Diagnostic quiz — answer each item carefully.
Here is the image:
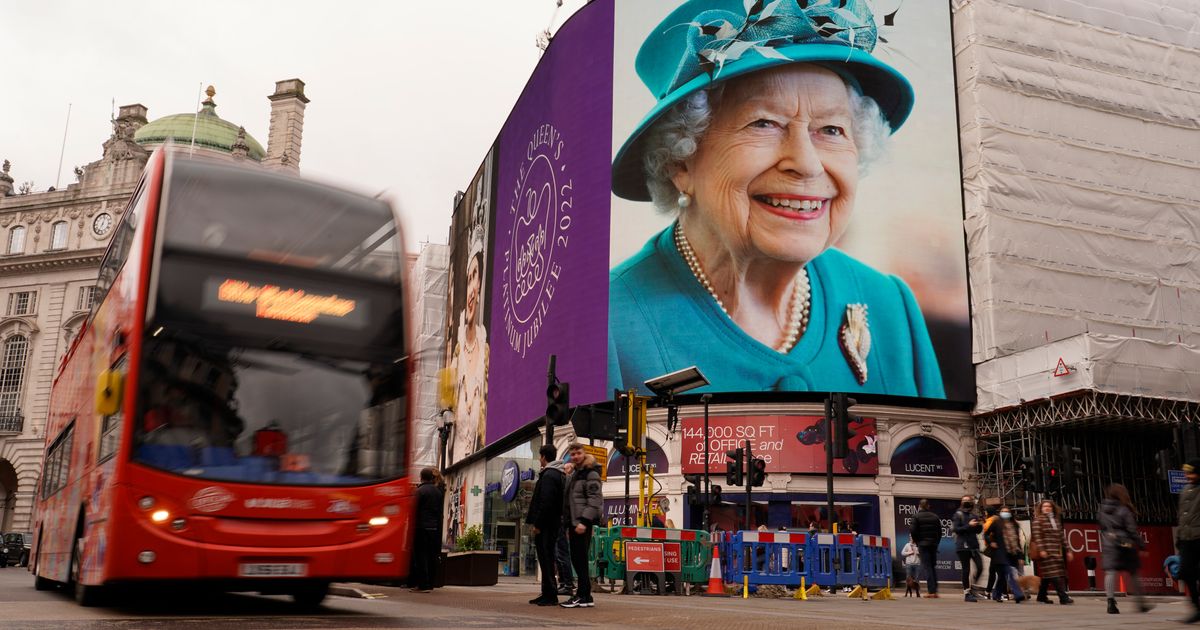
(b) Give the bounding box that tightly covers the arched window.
[7,226,24,255]
[0,336,29,425]
[50,221,68,250]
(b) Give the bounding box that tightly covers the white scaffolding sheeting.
[410,243,448,474]
[955,0,1200,409]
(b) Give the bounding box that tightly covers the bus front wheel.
[290,583,330,610]
[70,536,104,607]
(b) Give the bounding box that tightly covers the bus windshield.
[163,158,400,281]
[133,332,406,486]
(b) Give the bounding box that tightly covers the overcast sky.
[0,0,588,251]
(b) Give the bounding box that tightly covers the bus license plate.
[239,563,307,577]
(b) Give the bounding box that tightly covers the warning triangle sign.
[1053,358,1071,377]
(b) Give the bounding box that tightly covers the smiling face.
[672,64,860,265]
[464,254,481,326]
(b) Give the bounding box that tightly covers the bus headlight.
[138,496,155,510]
[368,516,389,527]
[151,510,170,523]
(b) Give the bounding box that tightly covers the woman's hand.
[575,523,586,535]
[1040,551,1048,559]
[1066,551,1074,562]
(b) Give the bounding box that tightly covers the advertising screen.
[443,0,972,458]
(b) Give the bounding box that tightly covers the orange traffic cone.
[704,545,729,597]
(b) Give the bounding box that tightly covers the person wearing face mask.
[952,495,984,602]
[984,506,1026,603]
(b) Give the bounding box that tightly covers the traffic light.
[684,473,703,506]
[750,457,767,487]
[1045,463,1061,495]
[1061,445,1083,488]
[1156,449,1175,481]
[546,380,570,426]
[710,485,723,505]
[1019,456,1043,493]
[725,448,744,486]
[830,393,859,459]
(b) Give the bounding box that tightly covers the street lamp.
[436,409,455,472]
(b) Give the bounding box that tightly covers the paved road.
[0,567,1191,629]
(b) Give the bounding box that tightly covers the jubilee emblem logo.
[501,123,574,358]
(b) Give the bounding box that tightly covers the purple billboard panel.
[485,2,615,446]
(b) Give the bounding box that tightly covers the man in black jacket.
[911,499,944,598]
[411,467,444,593]
[527,444,568,605]
[952,495,984,602]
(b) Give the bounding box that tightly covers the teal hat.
[612,0,915,201]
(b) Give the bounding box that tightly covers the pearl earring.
[677,192,692,209]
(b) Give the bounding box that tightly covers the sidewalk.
[336,580,1191,630]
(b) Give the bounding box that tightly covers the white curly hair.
[641,82,892,214]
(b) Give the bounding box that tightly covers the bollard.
[743,575,749,599]
[796,576,808,600]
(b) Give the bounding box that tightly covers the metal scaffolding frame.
[976,391,1200,524]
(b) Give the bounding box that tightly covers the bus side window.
[41,422,75,499]
[93,184,146,309]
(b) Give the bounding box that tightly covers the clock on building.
[92,213,113,236]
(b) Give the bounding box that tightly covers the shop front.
[482,437,540,577]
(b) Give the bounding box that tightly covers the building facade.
[0,79,308,532]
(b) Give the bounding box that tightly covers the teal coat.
[608,225,945,398]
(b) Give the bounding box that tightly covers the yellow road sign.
[582,444,609,481]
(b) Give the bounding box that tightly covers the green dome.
[135,100,266,160]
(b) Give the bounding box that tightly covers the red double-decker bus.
[31,149,413,607]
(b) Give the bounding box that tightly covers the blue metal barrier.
[855,535,892,589]
[723,530,811,587]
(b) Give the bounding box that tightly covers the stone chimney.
[264,79,309,171]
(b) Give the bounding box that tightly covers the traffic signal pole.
[702,393,712,533]
[545,354,556,446]
[825,395,836,536]
[744,439,753,531]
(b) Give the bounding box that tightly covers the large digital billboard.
[443,0,971,462]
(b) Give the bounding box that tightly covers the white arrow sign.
[634,556,650,566]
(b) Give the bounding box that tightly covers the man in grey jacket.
[1179,459,1200,623]
[561,442,603,608]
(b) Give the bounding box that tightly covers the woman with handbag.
[1099,483,1152,614]
[1030,499,1074,604]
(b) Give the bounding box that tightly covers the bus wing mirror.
[95,369,123,416]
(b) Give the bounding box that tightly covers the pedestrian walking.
[910,499,943,598]
[902,538,921,597]
[952,495,983,601]
[527,445,568,606]
[1099,483,1151,614]
[1178,459,1200,623]
[984,505,1025,603]
[410,467,444,593]
[561,443,603,608]
[1030,499,1073,605]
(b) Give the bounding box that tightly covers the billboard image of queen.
[608,0,961,399]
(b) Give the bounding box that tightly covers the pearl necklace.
[673,223,810,353]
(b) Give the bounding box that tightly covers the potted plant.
[442,525,500,586]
